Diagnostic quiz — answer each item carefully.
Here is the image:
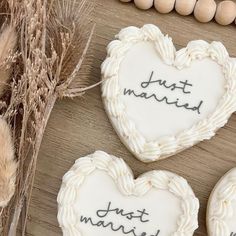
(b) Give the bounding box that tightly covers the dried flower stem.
[21,94,58,235]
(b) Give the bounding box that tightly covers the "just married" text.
[80,201,160,236]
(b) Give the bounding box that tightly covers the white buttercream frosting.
[57,151,199,236]
[101,24,236,162]
[208,168,236,236]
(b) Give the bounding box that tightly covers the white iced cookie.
[57,151,199,236]
[101,24,236,162]
[207,168,236,236]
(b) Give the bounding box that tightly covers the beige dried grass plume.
[0,22,18,210]
[0,26,17,97]
[0,118,16,208]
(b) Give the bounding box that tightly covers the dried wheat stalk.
[0,0,96,235]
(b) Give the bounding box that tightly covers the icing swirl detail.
[57,151,199,236]
[208,168,236,236]
[101,24,236,162]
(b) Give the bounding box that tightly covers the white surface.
[76,171,181,236]
[119,42,225,141]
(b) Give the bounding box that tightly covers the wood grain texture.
[22,0,236,235]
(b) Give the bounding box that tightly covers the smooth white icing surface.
[207,168,236,236]
[76,171,180,236]
[119,42,225,140]
[57,151,200,236]
[101,24,236,162]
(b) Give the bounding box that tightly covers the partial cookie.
[101,24,236,162]
[57,151,199,236]
[207,168,236,236]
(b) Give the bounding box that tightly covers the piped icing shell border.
[207,168,236,236]
[57,151,200,236]
[101,24,236,162]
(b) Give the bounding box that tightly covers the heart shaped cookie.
[101,24,236,162]
[207,168,236,236]
[57,151,199,236]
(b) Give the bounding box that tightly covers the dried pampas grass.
[0,5,18,212]
[0,26,17,97]
[0,118,16,208]
[48,0,97,97]
[0,0,97,235]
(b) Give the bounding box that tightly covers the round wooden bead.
[134,0,153,10]
[215,1,236,25]
[154,0,176,14]
[175,0,196,16]
[194,0,217,23]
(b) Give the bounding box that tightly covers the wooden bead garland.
[175,0,196,16]
[215,1,236,25]
[194,0,217,23]
[134,0,153,10]
[119,0,236,26]
[154,0,175,14]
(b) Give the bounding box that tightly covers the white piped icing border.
[207,168,236,236]
[101,24,236,162]
[57,151,199,236]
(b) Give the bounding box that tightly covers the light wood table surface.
[24,0,236,235]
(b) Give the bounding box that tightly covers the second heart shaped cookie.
[57,151,199,236]
[101,24,236,162]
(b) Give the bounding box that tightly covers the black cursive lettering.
[80,202,161,236]
[141,71,192,94]
[123,88,203,114]
[80,215,160,236]
[80,216,138,236]
[97,202,149,223]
